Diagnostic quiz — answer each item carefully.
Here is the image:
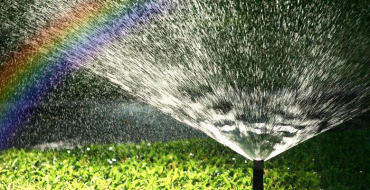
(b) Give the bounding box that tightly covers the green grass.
[1,128,369,190]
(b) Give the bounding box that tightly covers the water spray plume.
[83,0,370,161]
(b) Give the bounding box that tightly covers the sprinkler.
[253,160,264,190]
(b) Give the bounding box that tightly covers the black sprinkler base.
[252,160,264,190]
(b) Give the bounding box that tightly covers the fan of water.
[83,0,370,160]
[2,0,370,161]
[84,0,370,160]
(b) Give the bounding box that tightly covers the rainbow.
[0,0,171,149]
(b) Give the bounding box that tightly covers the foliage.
[0,128,369,189]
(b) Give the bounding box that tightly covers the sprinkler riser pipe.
[252,160,264,190]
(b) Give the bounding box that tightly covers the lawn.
[0,128,369,190]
